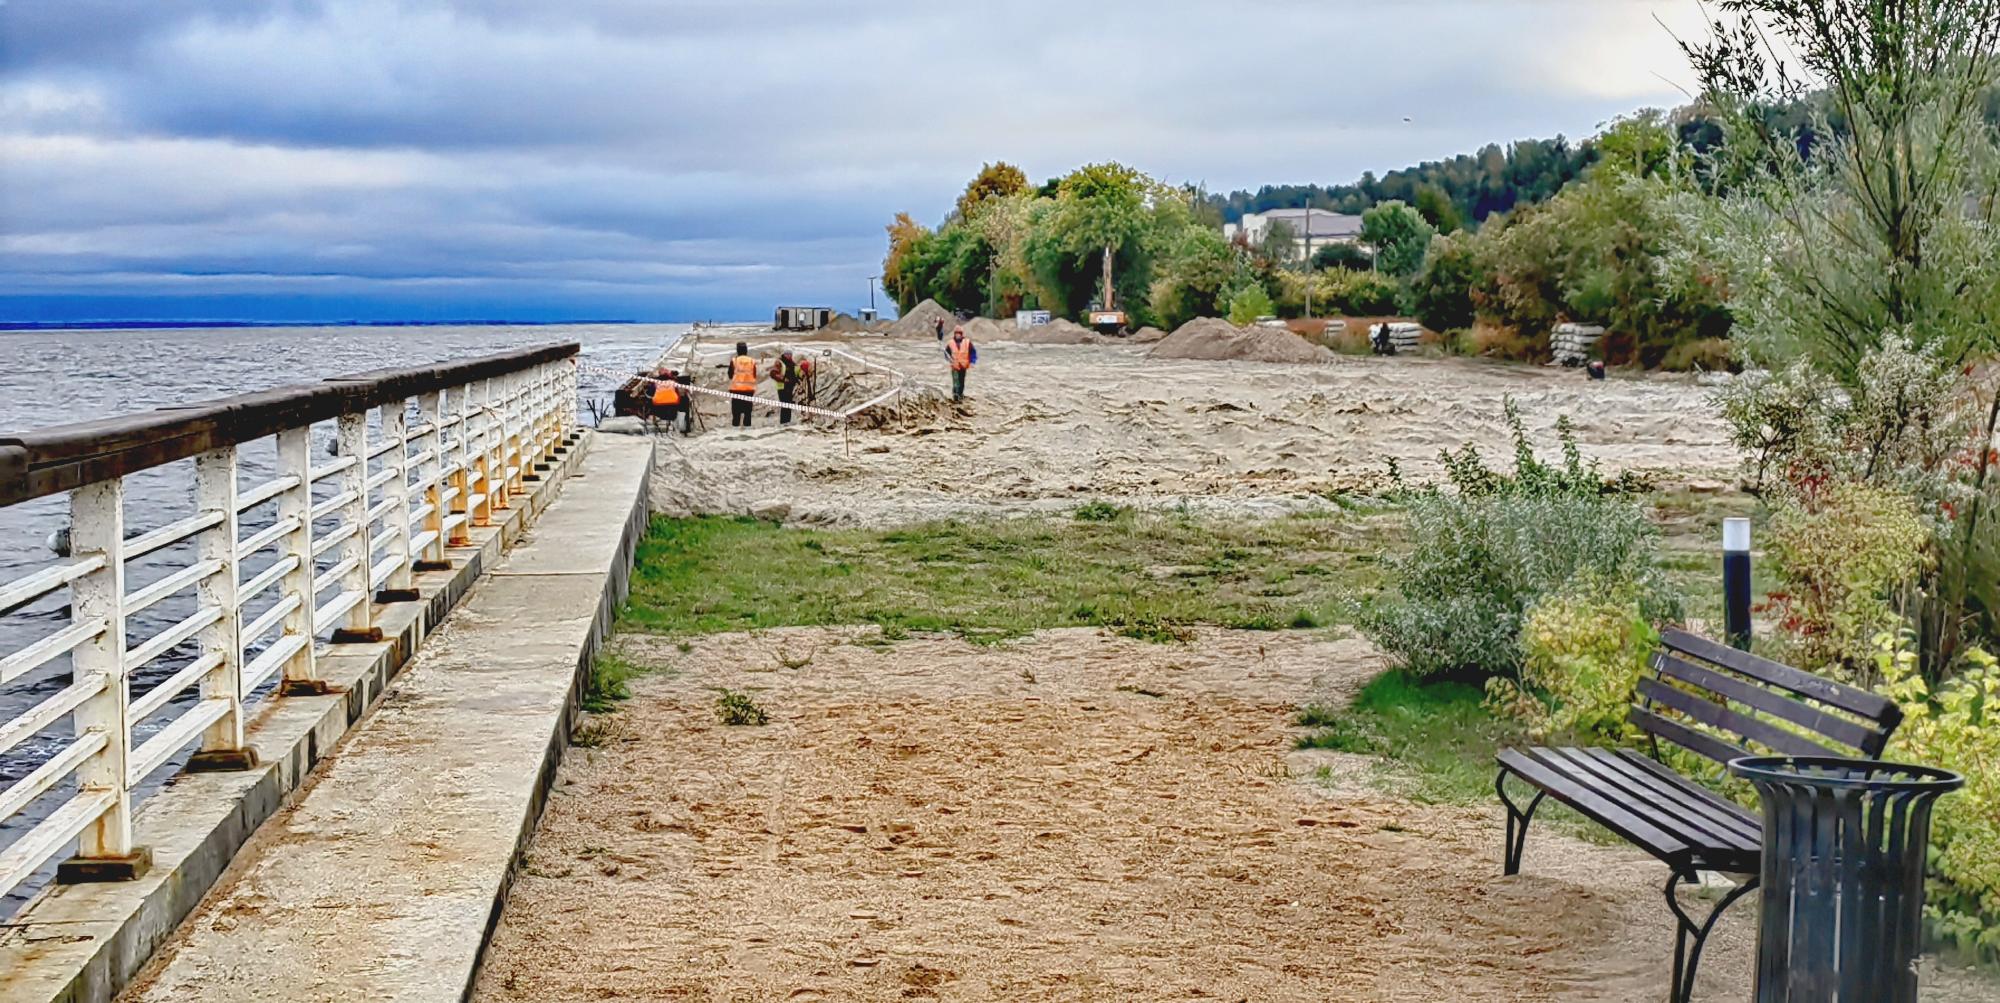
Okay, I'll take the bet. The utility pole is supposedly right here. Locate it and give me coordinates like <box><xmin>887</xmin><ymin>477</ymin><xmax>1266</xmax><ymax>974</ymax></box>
<box><xmin>1303</xmin><ymin>207</ymin><xmax>1314</xmax><ymax>320</ymax></box>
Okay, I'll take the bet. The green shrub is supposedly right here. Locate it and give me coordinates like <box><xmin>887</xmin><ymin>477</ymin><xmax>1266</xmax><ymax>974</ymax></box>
<box><xmin>1227</xmin><ymin>284</ymin><xmax>1276</xmax><ymax>325</ymax></box>
<box><xmin>1487</xmin><ymin>582</ymin><xmax>1656</xmax><ymax>744</ymax></box>
<box><xmin>1877</xmin><ymin>634</ymin><xmax>2000</xmax><ymax>962</ymax></box>
<box><xmin>1659</xmin><ymin>337</ymin><xmax>1735</xmax><ymax>373</ymax></box>
<box><xmin>715</xmin><ymin>688</ymin><xmax>769</xmax><ymax>726</ymax></box>
<box><xmin>1363</xmin><ymin>402</ymin><xmax>1678</xmax><ymax>678</ymax></box>
<box><xmin>1764</xmin><ymin>480</ymin><xmax>1930</xmax><ymax>683</ymax></box>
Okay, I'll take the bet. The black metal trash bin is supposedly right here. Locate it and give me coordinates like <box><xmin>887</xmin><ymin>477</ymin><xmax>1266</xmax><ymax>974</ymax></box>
<box><xmin>1729</xmin><ymin>756</ymin><xmax>1963</xmax><ymax>1003</ymax></box>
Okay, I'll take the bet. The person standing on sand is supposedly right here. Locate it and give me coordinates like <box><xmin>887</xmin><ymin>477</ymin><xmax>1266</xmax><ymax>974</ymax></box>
<box><xmin>768</xmin><ymin>350</ymin><xmax>802</xmax><ymax>425</ymax></box>
<box><xmin>935</xmin><ymin>316</ymin><xmax>946</xmax><ymax>341</ymax></box>
<box><xmin>725</xmin><ymin>342</ymin><xmax>758</xmax><ymax>427</ymax></box>
<box><xmin>945</xmin><ymin>326</ymin><xmax>976</xmax><ymax>401</ymax></box>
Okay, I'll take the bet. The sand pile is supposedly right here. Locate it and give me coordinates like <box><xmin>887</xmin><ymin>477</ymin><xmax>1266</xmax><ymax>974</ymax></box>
<box><xmin>820</xmin><ymin>312</ymin><xmax>868</xmax><ymax>334</ymax></box>
<box><xmin>961</xmin><ymin>316</ymin><xmax>1007</xmax><ymax>342</ymax></box>
<box><xmin>1149</xmin><ymin>317</ymin><xmax>1334</xmax><ymax>364</ymax></box>
<box><xmin>888</xmin><ymin>299</ymin><xmax>954</xmax><ymax>339</ymax></box>
<box><xmin>1130</xmin><ymin>326</ymin><xmax>1168</xmax><ymax>343</ymax></box>
<box><xmin>1009</xmin><ymin>317</ymin><xmax>1099</xmax><ymax>345</ymax></box>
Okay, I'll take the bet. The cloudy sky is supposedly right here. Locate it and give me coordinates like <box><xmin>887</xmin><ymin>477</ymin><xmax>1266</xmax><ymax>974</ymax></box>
<box><xmin>0</xmin><ymin>1</ymin><xmax>1710</xmax><ymax>324</ymax></box>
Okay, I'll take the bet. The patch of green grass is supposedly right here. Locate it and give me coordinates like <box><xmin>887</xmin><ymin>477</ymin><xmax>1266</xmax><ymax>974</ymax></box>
<box><xmin>1297</xmin><ymin>669</ymin><xmax>1521</xmax><ymax>805</ymax></box>
<box><xmin>1072</xmin><ymin>501</ymin><xmax>1131</xmax><ymax>523</ymax></box>
<box><xmin>582</xmin><ymin>651</ymin><xmax>642</xmax><ymax>713</ymax></box>
<box><xmin>621</xmin><ymin>512</ymin><xmax>1390</xmax><ymax>643</ymax></box>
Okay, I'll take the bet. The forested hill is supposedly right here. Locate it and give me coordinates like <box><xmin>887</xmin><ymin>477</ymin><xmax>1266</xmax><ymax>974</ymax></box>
<box><xmin>1208</xmin><ymin>135</ymin><xmax>1599</xmax><ymax>233</ymax></box>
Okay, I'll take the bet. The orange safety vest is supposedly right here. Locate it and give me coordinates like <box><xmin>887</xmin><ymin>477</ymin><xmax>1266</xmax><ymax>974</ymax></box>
<box><xmin>651</xmin><ymin>378</ymin><xmax>680</xmax><ymax>406</ymax></box>
<box><xmin>947</xmin><ymin>338</ymin><xmax>973</xmax><ymax>371</ymax></box>
<box><xmin>729</xmin><ymin>356</ymin><xmax>758</xmax><ymax>393</ymax></box>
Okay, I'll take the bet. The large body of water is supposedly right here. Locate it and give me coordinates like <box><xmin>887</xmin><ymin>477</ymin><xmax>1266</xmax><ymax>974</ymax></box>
<box><xmin>0</xmin><ymin>323</ymin><xmax>685</xmax><ymax>909</ymax></box>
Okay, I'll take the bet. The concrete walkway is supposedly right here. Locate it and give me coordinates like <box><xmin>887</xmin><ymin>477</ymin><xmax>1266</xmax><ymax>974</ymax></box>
<box><xmin>116</xmin><ymin>434</ymin><xmax>652</xmax><ymax>1002</ymax></box>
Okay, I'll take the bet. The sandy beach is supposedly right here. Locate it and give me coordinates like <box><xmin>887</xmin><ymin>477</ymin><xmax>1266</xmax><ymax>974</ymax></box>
<box><xmin>647</xmin><ymin>336</ymin><xmax>1739</xmax><ymax>526</ymax></box>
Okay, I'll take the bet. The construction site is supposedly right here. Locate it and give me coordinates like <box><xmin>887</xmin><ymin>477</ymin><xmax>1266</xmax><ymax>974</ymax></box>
<box><xmin>468</xmin><ymin>311</ymin><xmax>1987</xmax><ymax>1002</ymax></box>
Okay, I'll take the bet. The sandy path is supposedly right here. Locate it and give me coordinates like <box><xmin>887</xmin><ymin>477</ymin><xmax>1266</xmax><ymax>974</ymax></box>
<box><xmin>644</xmin><ymin>339</ymin><xmax>1738</xmax><ymax>526</ymax></box>
<box><xmin>477</xmin><ymin>627</ymin><xmax>1997</xmax><ymax>1002</ymax></box>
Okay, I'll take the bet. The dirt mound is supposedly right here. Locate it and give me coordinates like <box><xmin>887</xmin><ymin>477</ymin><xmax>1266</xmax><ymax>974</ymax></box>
<box><xmin>1129</xmin><ymin>326</ymin><xmax>1168</xmax><ymax>343</ymax></box>
<box><xmin>1008</xmin><ymin>317</ymin><xmax>1100</xmax><ymax>345</ymax></box>
<box><xmin>888</xmin><ymin>300</ymin><xmax>954</xmax><ymax>339</ymax></box>
<box><xmin>821</xmin><ymin>312</ymin><xmax>868</xmax><ymax>334</ymax></box>
<box><xmin>962</xmin><ymin>316</ymin><xmax>1007</xmax><ymax>342</ymax></box>
<box><xmin>1148</xmin><ymin>317</ymin><xmax>1333</xmax><ymax>364</ymax></box>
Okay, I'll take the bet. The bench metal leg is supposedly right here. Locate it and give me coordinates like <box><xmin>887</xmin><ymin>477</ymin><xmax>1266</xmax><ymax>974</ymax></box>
<box><xmin>1495</xmin><ymin>767</ymin><xmax>1546</xmax><ymax>876</ymax></box>
<box><xmin>1663</xmin><ymin>869</ymin><xmax>1758</xmax><ymax>1003</ymax></box>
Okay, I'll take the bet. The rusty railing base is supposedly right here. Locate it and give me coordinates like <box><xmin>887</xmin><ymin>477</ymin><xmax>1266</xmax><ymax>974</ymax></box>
<box><xmin>56</xmin><ymin>849</ymin><xmax>153</xmax><ymax>885</ymax></box>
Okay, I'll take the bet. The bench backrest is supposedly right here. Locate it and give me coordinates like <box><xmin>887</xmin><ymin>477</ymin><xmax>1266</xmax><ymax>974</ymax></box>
<box><xmin>1631</xmin><ymin>628</ymin><xmax>1903</xmax><ymax>766</ymax></box>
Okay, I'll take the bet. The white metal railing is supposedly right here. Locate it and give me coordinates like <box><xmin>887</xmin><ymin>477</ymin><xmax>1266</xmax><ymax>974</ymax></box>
<box><xmin>0</xmin><ymin>344</ymin><xmax>578</xmax><ymax>899</ymax></box>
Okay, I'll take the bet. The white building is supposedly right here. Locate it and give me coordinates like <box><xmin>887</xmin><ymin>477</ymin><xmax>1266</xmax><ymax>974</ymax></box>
<box><xmin>1223</xmin><ymin>208</ymin><xmax>1365</xmax><ymax>260</ymax></box>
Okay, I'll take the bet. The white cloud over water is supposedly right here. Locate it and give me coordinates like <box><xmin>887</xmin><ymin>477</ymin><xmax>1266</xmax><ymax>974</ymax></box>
<box><xmin>0</xmin><ymin>0</ymin><xmax>1711</xmax><ymax>322</ymax></box>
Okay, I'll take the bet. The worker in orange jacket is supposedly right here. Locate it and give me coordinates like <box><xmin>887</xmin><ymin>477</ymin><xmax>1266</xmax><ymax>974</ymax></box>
<box><xmin>944</xmin><ymin>327</ymin><xmax>976</xmax><ymax>401</ymax></box>
<box><xmin>649</xmin><ymin>366</ymin><xmax>688</xmax><ymax>434</ymax></box>
<box><xmin>724</xmin><ymin>342</ymin><xmax>758</xmax><ymax>427</ymax></box>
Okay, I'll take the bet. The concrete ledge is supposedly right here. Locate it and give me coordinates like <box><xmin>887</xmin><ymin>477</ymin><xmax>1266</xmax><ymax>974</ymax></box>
<box><xmin>110</xmin><ymin>433</ymin><xmax>653</xmax><ymax>1002</ymax></box>
<box><xmin>0</xmin><ymin>431</ymin><xmax>600</xmax><ymax>1003</ymax></box>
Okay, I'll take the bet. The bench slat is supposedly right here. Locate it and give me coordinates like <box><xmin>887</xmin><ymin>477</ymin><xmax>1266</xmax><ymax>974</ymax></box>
<box><xmin>1542</xmin><ymin>747</ymin><xmax>1760</xmax><ymax>851</ymax></box>
<box><xmin>1660</xmin><ymin>628</ymin><xmax>1898</xmax><ymax>725</ymax></box>
<box><xmin>1651</xmin><ymin>652</ymin><xmax>1887</xmax><ymax>756</ymax></box>
<box><xmin>1637</xmin><ymin>678</ymin><xmax>1840</xmax><ymax>760</ymax></box>
<box><xmin>1628</xmin><ymin>707</ymin><xmax>1752</xmax><ymax>766</ymax></box>
<box><xmin>1499</xmin><ymin>748</ymin><xmax>1691</xmax><ymax>863</ymax></box>
<box><xmin>1615</xmin><ymin>749</ymin><xmax>1761</xmax><ymax>832</ymax></box>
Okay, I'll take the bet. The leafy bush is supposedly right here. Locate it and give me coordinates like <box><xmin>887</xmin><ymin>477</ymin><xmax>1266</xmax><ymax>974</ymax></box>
<box><xmin>1320</xmin><ymin>269</ymin><xmax>1402</xmax><ymax>316</ymax></box>
<box><xmin>715</xmin><ymin>688</ymin><xmax>769</xmax><ymax>726</ymax></box>
<box><xmin>1764</xmin><ymin>480</ymin><xmax>1930</xmax><ymax>682</ymax></box>
<box><xmin>1227</xmin><ymin>284</ymin><xmax>1276</xmax><ymax>325</ymax></box>
<box><xmin>1410</xmin><ymin>232</ymin><xmax>1481</xmax><ymax>332</ymax></box>
<box><xmin>1363</xmin><ymin>402</ymin><xmax>1679</xmax><ymax>678</ymax></box>
<box><xmin>1877</xmin><ymin>634</ymin><xmax>2000</xmax><ymax>962</ymax></box>
<box><xmin>1659</xmin><ymin>337</ymin><xmax>1735</xmax><ymax>373</ymax></box>
<box><xmin>1487</xmin><ymin>582</ymin><xmax>1657</xmax><ymax>744</ymax></box>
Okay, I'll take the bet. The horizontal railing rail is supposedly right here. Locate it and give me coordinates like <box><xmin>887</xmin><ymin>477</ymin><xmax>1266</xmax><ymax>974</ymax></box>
<box><xmin>0</xmin><ymin>343</ymin><xmax>578</xmax><ymax>902</ymax></box>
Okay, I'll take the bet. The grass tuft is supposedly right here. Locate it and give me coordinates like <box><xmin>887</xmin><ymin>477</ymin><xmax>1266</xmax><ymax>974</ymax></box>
<box><xmin>715</xmin><ymin>688</ymin><xmax>769</xmax><ymax>726</ymax></box>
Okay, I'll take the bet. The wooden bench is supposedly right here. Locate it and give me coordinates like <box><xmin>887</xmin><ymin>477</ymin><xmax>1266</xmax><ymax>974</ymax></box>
<box><xmin>1494</xmin><ymin>628</ymin><xmax>1903</xmax><ymax>1003</ymax></box>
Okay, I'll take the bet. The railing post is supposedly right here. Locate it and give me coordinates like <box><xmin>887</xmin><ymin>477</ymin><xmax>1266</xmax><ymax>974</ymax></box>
<box><xmin>60</xmin><ymin>477</ymin><xmax>149</xmax><ymax>881</ymax></box>
<box><xmin>188</xmin><ymin>446</ymin><xmax>253</xmax><ymax>770</ymax></box>
<box><xmin>378</xmin><ymin>400</ymin><xmax>418</xmax><ymax>599</ymax></box>
<box><xmin>275</xmin><ymin>426</ymin><xmax>323</xmax><ymax>694</ymax></box>
<box><xmin>488</xmin><ymin>374</ymin><xmax>512</xmax><ymax>512</ymax></box>
<box><xmin>464</xmin><ymin>381</ymin><xmax>492</xmax><ymax>529</ymax></box>
<box><xmin>504</xmin><ymin>370</ymin><xmax>525</xmax><ymax>497</ymax></box>
<box><xmin>418</xmin><ymin>390</ymin><xmax>452</xmax><ymax>559</ymax></box>
<box><xmin>331</xmin><ymin>410</ymin><xmax>378</xmax><ymax>643</ymax></box>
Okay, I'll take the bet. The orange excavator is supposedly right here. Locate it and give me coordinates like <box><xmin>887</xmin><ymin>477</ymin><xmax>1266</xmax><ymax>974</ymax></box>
<box><xmin>1086</xmin><ymin>244</ymin><xmax>1129</xmax><ymax>337</ymax></box>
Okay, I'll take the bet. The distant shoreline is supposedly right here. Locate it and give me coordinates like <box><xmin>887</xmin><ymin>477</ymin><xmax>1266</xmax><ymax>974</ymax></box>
<box><xmin>0</xmin><ymin>319</ymin><xmax>649</xmax><ymax>331</ymax></box>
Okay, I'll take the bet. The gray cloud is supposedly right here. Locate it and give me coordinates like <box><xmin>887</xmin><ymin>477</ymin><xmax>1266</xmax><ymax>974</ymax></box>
<box><xmin>0</xmin><ymin>0</ymin><xmax>1709</xmax><ymax>320</ymax></box>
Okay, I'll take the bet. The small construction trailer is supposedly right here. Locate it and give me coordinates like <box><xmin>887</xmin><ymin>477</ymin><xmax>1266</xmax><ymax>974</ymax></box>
<box><xmin>774</xmin><ymin>306</ymin><xmax>834</xmax><ymax>331</ymax></box>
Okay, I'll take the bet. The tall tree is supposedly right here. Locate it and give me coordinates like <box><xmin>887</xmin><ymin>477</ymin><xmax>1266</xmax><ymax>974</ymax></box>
<box><xmin>955</xmin><ymin>162</ymin><xmax>1031</xmax><ymax>220</ymax></box>
<box><xmin>1360</xmin><ymin>201</ymin><xmax>1437</xmax><ymax>278</ymax></box>
<box><xmin>1684</xmin><ymin>0</ymin><xmax>2000</xmax><ymax>375</ymax></box>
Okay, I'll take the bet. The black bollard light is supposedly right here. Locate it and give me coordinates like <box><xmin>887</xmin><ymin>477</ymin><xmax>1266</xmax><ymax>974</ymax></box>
<box><xmin>1723</xmin><ymin>517</ymin><xmax>1752</xmax><ymax>651</ymax></box>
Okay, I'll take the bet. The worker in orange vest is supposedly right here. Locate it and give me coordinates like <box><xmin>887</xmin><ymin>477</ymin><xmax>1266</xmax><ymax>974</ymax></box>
<box><xmin>725</xmin><ymin>342</ymin><xmax>758</xmax><ymax>427</ymax></box>
<box><xmin>944</xmin><ymin>326</ymin><xmax>976</xmax><ymax>401</ymax></box>
<box><xmin>649</xmin><ymin>366</ymin><xmax>688</xmax><ymax>434</ymax></box>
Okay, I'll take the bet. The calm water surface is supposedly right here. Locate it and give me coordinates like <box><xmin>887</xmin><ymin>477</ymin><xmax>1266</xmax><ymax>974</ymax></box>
<box><xmin>0</xmin><ymin>323</ymin><xmax>680</xmax><ymax>909</ymax></box>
